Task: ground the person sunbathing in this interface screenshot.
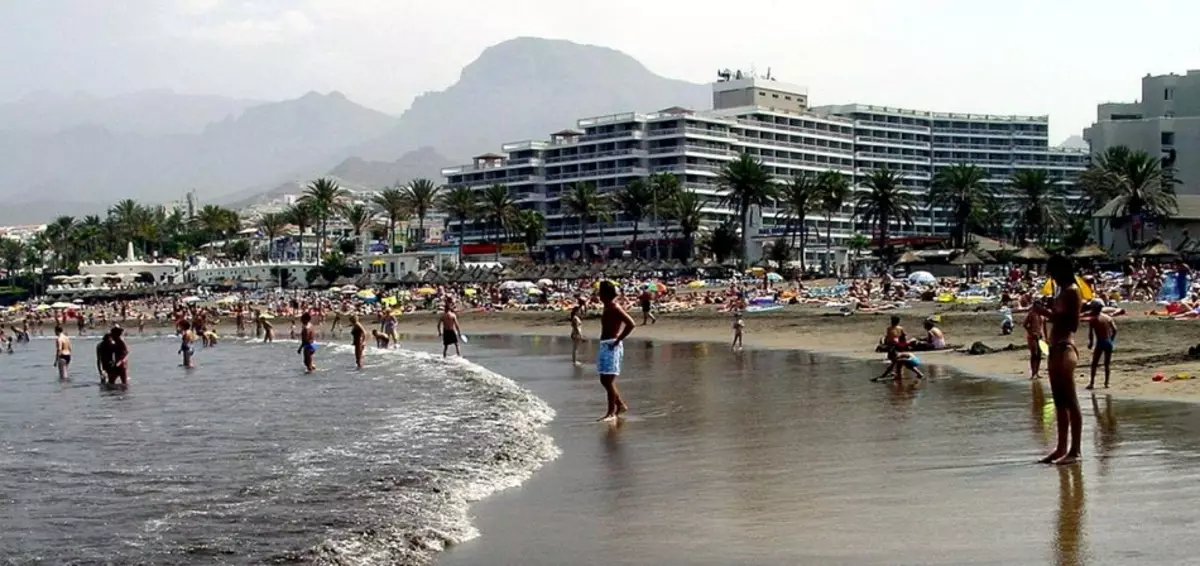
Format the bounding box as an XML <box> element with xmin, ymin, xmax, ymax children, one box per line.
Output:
<box><xmin>909</xmin><ymin>320</ymin><xmax>948</xmax><ymax>351</ymax></box>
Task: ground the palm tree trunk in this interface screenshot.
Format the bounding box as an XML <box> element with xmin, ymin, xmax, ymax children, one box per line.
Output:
<box><xmin>798</xmin><ymin>223</ymin><xmax>807</xmax><ymax>273</ymax></box>
<box><xmin>631</xmin><ymin>222</ymin><xmax>640</xmax><ymax>259</ymax></box>
<box><xmin>740</xmin><ymin>208</ymin><xmax>750</xmax><ymax>265</ymax></box>
<box><xmin>457</xmin><ymin>216</ymin><xmax>465</xmax><ymax>264</ymax></box>
<box><xmin>825</xmin><ymin>213</ymin><xmax>833</xmax><ymax>275</ymax></box>
<box><xmin>579</xmin><ymin>218</ymin><xmax>588</xmax><ymax>264</ymax></box>
<box><xmin>417</xmin><ymin>215</ymin><xmax>425</xmax><ymax>251</ymax></box>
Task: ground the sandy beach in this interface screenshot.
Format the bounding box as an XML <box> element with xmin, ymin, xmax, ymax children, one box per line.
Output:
<box><xmin>390</xmin><ymin>303</ymin><xmax>1200</xmax><ymax>403</ymax></box>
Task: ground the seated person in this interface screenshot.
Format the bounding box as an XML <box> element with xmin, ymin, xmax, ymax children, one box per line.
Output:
<box><xmin>909</xmin><ymin>319</ymin><xmax>948</xmax><ymax>351</ymax></box>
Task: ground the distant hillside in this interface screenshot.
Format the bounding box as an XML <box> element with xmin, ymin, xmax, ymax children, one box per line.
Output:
<box><xmin>344</xmin><ymin>37</ymin><xmax>710</xmax><ymax>160</ymax></box>
<box><xmin>0</xmin><ymin>90</ymin><xmax>262</xmax><ymax>135</ymax></box>
<box><xmin>327</xmin><ymin>147</ymin><xmax>454</xmax><ymax>189</ymax></box>
<box><xmin>0</xmin><ymin>91</ymin><xmax>398</xmax><ymax>203</ymax></box>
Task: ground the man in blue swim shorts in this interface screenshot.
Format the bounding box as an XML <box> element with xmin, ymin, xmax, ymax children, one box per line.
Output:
<box><xmin>597</xmin><ymin>280</ymin><xmax>636</xmax><ymax>421</ymax></box>
<box><xmin>297</xmin><ymin>312</ymin><xmax>317</xmax><ymax>373</ymax></box>
<box><xmin>1086</xmin><ymin>300</ymin><xmax>1117</xmax><ymax>390</ymax></box>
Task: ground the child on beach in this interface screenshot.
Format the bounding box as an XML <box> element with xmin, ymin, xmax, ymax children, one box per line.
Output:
<box><xmin>731</xmin><ymin>312</ymin><xmax>744</xmax><ymax>350</ymax></box>
<box><xmin>437</xmin><ymin>300</ymin><xmax>462</xmax><ymax>358</ymax></box>
<box><xmin>1086</xmin><ymin>300</ymin><xmax>1117</xmax><ymax>390</ymax></box>
<box><xmin>597</xmin><ymin>280</ymin><xmax>635</xmax><ymax>421</ymax></box>
<box><xmin>873</xmin><ymin>347</ymin><xmax>925</xmax><ymax>381</ymax></box>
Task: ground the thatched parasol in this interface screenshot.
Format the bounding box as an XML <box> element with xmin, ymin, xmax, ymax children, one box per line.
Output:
<box><xmin>950</xmin><ymin>251</ymin><xmax>984</xmax><ymax>266</ymax></box>
<box><xmin>1137</xmin><ymin>240</ymin><xmax>1178</xmax><ymax>258</ymax></box>
<box><xmin>1070</xmin><ymin>244</ymin><xmax>1108</xmax><ymax>259</ymax></box>
<box><xmin>1014</xmin><ymin>244</ymin><xmax>1050</xmax><ymax>262</ymax></box>
<box><xmin>894</xmin><ymin>250</ymin><xmax>923</xmax><ymax>266</ymax></box>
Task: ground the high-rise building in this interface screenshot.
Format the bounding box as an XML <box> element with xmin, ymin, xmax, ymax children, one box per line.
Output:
<box><xmin>1084</xmin><ymin>71</ymin><xmax>1198</xmax><ymax>194</ymax></box>
<box><xmin>443</xmin><ymin>71</ymin><xmax>1087</xmax><ymax>264</ymax></box>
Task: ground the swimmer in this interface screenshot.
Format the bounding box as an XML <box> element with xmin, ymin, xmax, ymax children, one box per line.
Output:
<box><xmin>437</xmin><ymin>299</ymin><xmax>461</xmax><ymax>358</ymax></box>
<box><xmin>297</xmin><ymin>312</ymin><xmax>316</xmax><ymax>373</ymax></box>
<box><xmin>350</xmin><ymin>314</ymin><xmax>366</xmax><ymax>369</ymax></box>
<box><xmin>1032</xmin><ymin>255</ymin><xmax>1083</xmax><ymax>465</ymax></box>
<box><xmin>731</xmin><ymin>311</ymin><xmax>744</xmax><ymax>350</ymax></box>
<box><xmin>1086</xmin><ymin>300</ymin><xmax>1117</xmax><ymax>390</ymax></box>
<box><xmin>569</xmin><ymin>299</ymin><xmax>584</xmax><ymax>365</ymax></box>
<box><xmin>178</xmin><ymin>320</ymin><xmax>196</xmax><ymax>368</ymax></box>
<box><xmin>53</xmin><ymin>325</ymin><xmax>72</xmax><ymax>380</ymax></box>
<box><xmin>597</xmin><ymin>280</ymin><xmax>635</xmax><ymax>421</ymax></box>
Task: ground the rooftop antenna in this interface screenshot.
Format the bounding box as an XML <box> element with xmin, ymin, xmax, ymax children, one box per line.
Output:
<box><xmin>765</xmin><ymin>67</ymin><xmax>773</xmax><ymax>80</ymax></box>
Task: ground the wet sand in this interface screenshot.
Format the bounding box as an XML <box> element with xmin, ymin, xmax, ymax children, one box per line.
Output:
<box><xmin>437</xmin><ymin>335</ymin><xmax>1200</xmax><ymax>566</ymax></box>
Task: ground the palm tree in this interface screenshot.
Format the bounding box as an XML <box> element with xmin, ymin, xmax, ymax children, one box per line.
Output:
<box><xmin>612</xmin><ymin>179</ymin><xmax>655</xmax><ymax>257</ymax></box>
<box><xmin>853</xmin><ymin>169</ymin><xmax>916</xmax><ymax>256</ymax></box>
<box><xmin>1078</xmin><ymin>146</ymin><xmax>1134</xmax><ymax>215</ymax></box>
<box><xmin>436</xmin><ymin>186</ymin><xmax>479</xmax><ymax>260</ymax></box>
<box><xmin>299</xmin><ymin>177</ymin><xmax>349</xmax><ymax>263</ymax></box>
<box><xmin>108</xmin><ymin>199</ymin><xmax>141</xmax><ymax>245</ymax></box>
<box><xmin>561</xmin><ymin>183</ymin><xmax>608</xmax><ymax>263</ymax></box>
<box><xmin>481</xmin><ymin>184</ymin><xmax>518</xmax><ymax>260</ymax></box>
<box><xmin>717</xmin><ymin>153</ymin><xmax>777</xmax><ymax>265</ymax></box>
<box><xmin>649</xmin><ymin>172</ymin><xmax>681</xmax><ymax>259</ymax></box>
<box><xmin>817</xmin><ymin>170</ymin><xmax>851</xmax><ymax>274</ymax></box>
<box><xmin>1084</xmin><ymin>147</ymin><xmax>1179</xmax><ymax>248</ymax></box>
<box><xmin>193</xmin><ymin>205</ymin><xmax>239</xmax><ymax>253</ymax></box>
<box><xmin>370</xmin><ymin>187</ymin><xmax>409</xmax><ymax>252</ymax></box>
<box><xmin>782</xmin><ymin>174</ymin><xmax>821</xmax><ymax>272</ymax></box>
<box><xmin>342</xmin><ymin>204</ymin><xmax>373</xmax><ymax>255</ymax></box>
<box><xmin>1007</xmin><ymin>169</ymin><xmax>1066</xmax><ymax>244</ymax></box>
<box><xmin>401</xmin><ymin>178</ymin><xmax>441</xmax><ymax>250</ymax></box>
<box><xmin>285</xmin><ymin>202</ymin><xmax>317</xmax><ymax>261</ymax></box>
<box><xmin>257</xmin><ymin>212</ymin><xmax>289</xmax><ymax>260</ymax></box>
<box><xmin>931</xmin><ymin>163</ymin><xmax>990</xmax><ymax>249</ymax></box>
<box><xmin>515</xmin><ymin>210</ymin><xmax>546</xmax><ymax>258</ymax></box>
<box><xmin>671</xmin><ymin>190</ymin><xmax>706</xmax><ymax>261</ymax></box>
<box><xmin>0</xmin><ymin>239</ymin><xmax>23</xmax><ymax>286</ymax></box>
<box><xmin>44</xmin><ymin>216</ymin><xmax>77</xmax><ymax>271</ymax></box>
<box><xmin>704</xmin><ymin>220</ymin><xmax>741</xmax><ymax>263</ymax></box>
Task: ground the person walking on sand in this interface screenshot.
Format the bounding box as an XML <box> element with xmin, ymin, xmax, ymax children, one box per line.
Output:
<box><xmin>1032</xmin><ymin>255</ymin><xmax>1084</xmax><ymax>465</ymax></box>
<box><xmin>731</xmin><ymin>311</ymin><xmax>744</xmax><ymax>350</ymax></box>
<box><xmin>1086</xmin><ymin>300</ymin><xmax>1117</xmax><ymax>390</ymax></box>
<box><xmin>53</xmin><ymin>325</ymin><xmax>72</xmax><ymax>380</ymax></box>
<box><xmin>638</xmin><ymin>288</ymin><xmax>657</xmax><ymax>325</ymax></box>
<box><xmin>1024</xmin><ymin>306</ymin><xmax>1048</xmax><ymax>380</ymax></box>
<box><xmin>437</xmin><ymin>300</ymin><xmax>462</xmax><ymax>358</ymax></box>
<box><xmin>350</xmin><ymin>314</ymin><xmax>366</xmax><ymax>370</ymax></box>
<box><xmin>596</xmin><ymin>280</ymin><xmax>635</xmax><ymax>421</ymax></box>
<box><xmin>297</xmin><ymin>312</ymin><xmax>317</xmax><ymax>373</ymax></box>
<box><xmin>570</xmin><ymin>299</ymin><xmax>585</xmax><ymax>366</ymax></box>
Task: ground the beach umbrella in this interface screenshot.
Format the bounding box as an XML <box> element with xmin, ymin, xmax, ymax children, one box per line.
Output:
<box><xmin>766</xmin><ymin>272</ymin><xmax>784</xmax><ymax>282</ymax></box>
<box><xmin>342</xmin><ymin>284</ymin><xmax>359</xmax><ymax>292</ymax></box>
<box><xmin>35</xmin><ymin>304</ymin><xmax>52</xmax><ymax>311</ymax></box>
<box><xmin>527</xmin><ymin>287</ymin><xmax>543</xmax><ymax>295</ymax></box>
<box><xmin>216</xmin><ymin>295</ymin><xmax>240</xmax><ymax>304</ymax></box>
<box><xmin>1040</xmin><ymin>276</ymin><xmax>1095</xmax><ymax>302</ymax></box>
<box><xmin>907</xmin><ymin>271</ymin><xmax>936</xmax><ymax>285</ymax></box>
<box><xmin>370</xmin><ymin>259</ymin><xmax>386</xmax><ymax>267</ymax></box>
<box><xmin>537</xmin><ymin>278</ymin><xmax>554</xmax><ymax>287</ymax></box>
<box><xmin>687</xmin><ymin>280</ymin><xmax>707</xmax><ymax>288</ymax></box>
<box><xmin>950</xmin><ymin>252</ymin><xmax>984</xmax><ymax>266</ymax></box>
<box><xmin>1070</xmin><ymin>244</ymin><xmax>1108</xmax><ymax>260</ymax></box>
<box><xmin>72</xmin><ymin>298</ymin><xmax>84</xmax><ymax>304</ymax></box>
<box><xmin>356</xmin><ymin>289</ymin><xmax>376</xmax><ymax>298</ymax></box>
<box><xmin>894</xmin><ymin>250</ymin><xmax>923</xmax><ymax>266</ymax></box>
<box><xmin>181</xmin><ymin>296</ymin><xmax>202</xmax><ymax>303</ymax></box>
<box><xmin>259</xmin><ymin>313</ymin><xmax>275</xmax><ymax>320</ymax></box>
<box><xmin>1014</xmin><ymin>244</ymin><xmax>1049</xmax><ymax>262</ymax></box>
<box><xmin>464</xmin><ymin>288</ymin><xmax>478</xmax><ymax>296</ymax></box>
<box><xmin>1136</xmin><ymin>240</ymin><xmax>1178</xmax><ymax>259</ymax></box>
<box><xmin>50</xmin><ymin>302</ymin><xmax>75</xmax><ymax>309</ymax></box>
<box><xmin>381</xmin><ymin>296</ymin><xmax>398</xmax><ymax>306</ymax></box>
<box><xmin>416</xmin><ymin>287</ymin><xmax>437</xmax><ymax>295</ymax></box>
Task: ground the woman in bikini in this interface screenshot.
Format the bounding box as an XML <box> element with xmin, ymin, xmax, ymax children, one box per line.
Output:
<box><xmin>1032</xmin><ymin>255</ymin><xmax>1083</xmax><ymax>465</ymax></box>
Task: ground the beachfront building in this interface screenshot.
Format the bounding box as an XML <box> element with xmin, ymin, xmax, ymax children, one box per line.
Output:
<box><xmin>182</xmin><ymin>258</ymin><xmax>317</xmax><ymax>288</ymax></box>
<box><xmin>77</xmin><ymin>242</ymin><xmax>184</xmax><ymax>282</ymax></box>
<box><xmin>443</xmin><ymin>72</ymin><xmax>1087</xmax><ymax>266</ymax></box>
<box><xmin>1084</xmin><ymin>70</ymin><xmax>1200</xmax><ymax>195</ymax></box>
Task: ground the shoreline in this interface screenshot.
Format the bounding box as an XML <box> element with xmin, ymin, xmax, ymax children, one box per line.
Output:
<box><xmin>385</xmin><ymin>305</ymin><xmax>1200</xmax><ymax>405</ymax></box>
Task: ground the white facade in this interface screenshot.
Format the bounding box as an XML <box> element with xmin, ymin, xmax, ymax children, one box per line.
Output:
<box><xmin>183</xmin><ymin>259</ymin><xmax>317</xmax><ymax>287</ymax></box>
<box><xmin>78</xmin><ymin>243</ymin><xmax>184</xmax><ymax>282</ymax></box>
<box><xmin>443</xmin><ymin>74</ymin><xmax>1088</xmax><ymax>265</ymax></box>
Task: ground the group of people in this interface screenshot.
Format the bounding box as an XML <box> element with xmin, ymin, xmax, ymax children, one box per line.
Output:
<box><xmin>53</xmin><ymin>324</ymin><xmax>129</xmax><ymax>387</ymax></box>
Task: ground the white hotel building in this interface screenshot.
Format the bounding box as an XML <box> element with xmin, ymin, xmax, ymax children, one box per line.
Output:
<box><xmin>442</xmin><ymin>74</ymin><xmax>1088</xmax><ymax>266</ymax></box>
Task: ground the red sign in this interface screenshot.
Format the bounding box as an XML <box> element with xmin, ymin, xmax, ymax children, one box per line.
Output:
<box><xmin>461</xmin><ymin>243</ymin><xmax>499</xmax><ymax>255</ymax></box>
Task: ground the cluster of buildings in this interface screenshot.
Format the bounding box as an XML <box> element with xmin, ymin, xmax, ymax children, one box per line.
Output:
<box><xmin>442</xmin><ymin>70</ymin><xmax>1091</xmax><ymax>266</ymax></box>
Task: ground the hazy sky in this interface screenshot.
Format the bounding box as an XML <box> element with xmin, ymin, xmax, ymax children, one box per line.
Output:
<box><xmin>4</xmin><ymin>0</ymin><xmax>1200</xmax><ymax>141</ymax></box>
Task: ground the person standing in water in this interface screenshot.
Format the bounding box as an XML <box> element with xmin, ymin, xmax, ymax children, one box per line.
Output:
<box><xmin>731</xmin><ymin>311</ymin><xmax>744</xmax><ymax>350</ymax></box>
<box><xmin>107</xmin><ymin>326</ymin><xmax>130</xmax><ymax>386</ymax></box>
<box><xmin>297</xmin><ymin>312</ymin><xmax>317</xmax><ymax>373</ymax></box>
<box><xmin>53</xmin><ymin>325</ymin><xmax>72</xmax><ymax>380</ymax></box>
<box><xmin>596</xmin><ymin>280</ymin><xmax>635</xmax><ymax>421</ymax></box>
<box><xmin>96</xmin><ymin>330</ymin><xmax>114</xmax><ymax>382</ymax></box>
<box><xmin>178</xmin><ymin>320</ymin><xmax>197</xmax><ymax>369</ymax></box>
<box><xmin>569</xmin><ymin>299</ymin><xmax>584</xmax><ymax>366</ymax></box>
<box><xmin>1032</xmin><ymin>255</ymin><xmax>1083</xmax><ymax>465</ymax></box>
<box><xmin>1024</xmin><ymin>305</ymin><xmax>1048</xmax><ymax>380</ymax></box>
<box><xmin>349</xmin><ymin>314</ymin><xmax>366</xmax><ymax>370</ymax></box>
<box><xmin>437</xmin><ymin>300</ymin><xmax>461</xmax><ymax>358</ymax></box>
<box><xmin>260</xmin><ymin>312</ymin><xmax>274</xmax><ymax>343</ymax></box>
<box><xmin>1086</xmin><ymin>300</ymin><xmax>1117</xmax><ymax>390</ymax></box>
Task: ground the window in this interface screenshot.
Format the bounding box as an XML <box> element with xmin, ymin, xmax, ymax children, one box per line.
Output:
<box><xmin>1162</xmin><ymin>132</ymin><xmax>1175</xmax><ymax>146</ymax></box>
<box><xmin>1165</xmin><ymin>88</ymin><xmax>1174</xmax><ymax>101</ymax></box>
<box><xmin>772</xmin><ymin>93</ymin><xmax>779</xmax><ymax>99</ymax></box>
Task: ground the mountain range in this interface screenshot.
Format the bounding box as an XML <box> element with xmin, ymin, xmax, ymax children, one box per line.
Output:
<box><xmin>0</xmin><ymin>37</ymin><xmax>709</xmax><ymax>224</ymax></box>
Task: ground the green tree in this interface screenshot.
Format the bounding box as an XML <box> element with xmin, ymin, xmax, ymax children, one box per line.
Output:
<box><xmin>515</xmin><ymin>209</ymin><xmax>546</xmax><ymax>257</ymax></box>
<box><xmin>648</xmin><ymin>172</ymin><xmax>681</xmax><ymax>259</ymax></box>
<box><xmin>257</xmin><ymin>212</ymin><xmax>289</xmax><ymax>260</ymax></box>
<box><xmin>717</xmin><ymin>153</ymin><xmax>777</xmax><ymax>265</ymax></box>
<box><xmin>401</xmin><ymin>178</ymin><xmax>441</xmax><ymax>250</ymax></box>
<box><xmin>108</xmin><ymin>199</ymin><xmax>142</xmax><ymax>246</ymax></box>
<box><xmin>342</xmin><ymin>204</ymin><xmax>374</xmax><ymax>255</ymax></box>
<box><xmin>225</xmin><ymin>239</ymin><xmax>252</xmax><ymax>261</ymax></box>
<box><xmin>817</xmin><ymin>170</ymin><xmax>851</xmax><ymax>274</ymax></box>
<box><xmin>704</xmin><ymin>220</ymin><xmax>741</xmax><ymax>263</ymax></box>
<box><xmin>0</xmin><ymin>239</ymin><xmax>23</xmax><ymax>286</ymax></box>
<box><xmin>561</xmin><ymin>182</ymin><xmax>607</xmax><ymax>263</ymax></box>
<box><xmin>853</xmin><ymin>169</ymin><xmax>916</xmax><ymax>257</ymax></box>
<box><xmin>437</xmin><ymin>186</ymin><xmax>479</xmax><ymax>260</ymax></box>
<box><xmin>612</xmin><ymin>179</ymin><xmax>655</xmax><ymax>257</ymax></box>
<box><xmin>1007</xmin><ymin>169</ymin><xmax>1066</xmax><ymax>244</ymax></box>
<box><xmin>44</xmin><ymin>216</ymin><xmax>77</xmax><ymax>271</ymax></box>
<box><xmin>670</xmin><ymin>190</ymin><xmax>706</xmax><ymax>261</ymax></box>
<box><xmin>782</xmin><ymin>174</ymin><xmax>821</xmax><ymax>272</ymax></box>
<box><xmin>1084</xmin><ymin>147</ymin><xmax>1179</xmax><ymax>248</ymax></box>
<box><xmin>299</xmin><ymin>177</ymin><xmax>349</xmax><ymax>264</ymax></box>
<box><xmin>285</xmin><ymin>201</ymin><xmax>317</xmax><ymax>262</ymax></box>
<box><xmin>371</xmin><ymin>187</ymin><xmax>410</xmax><ymax>252</ymax></box>
<box><xmin>931</xmin><ymin>163</ymin><xmax>990</xmax><ymax>248</ymax></box>
<box><xmin>481</xmin><ymin>184</ymin><xmax>518</xmax><ymax>260</ymax></box>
